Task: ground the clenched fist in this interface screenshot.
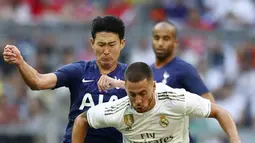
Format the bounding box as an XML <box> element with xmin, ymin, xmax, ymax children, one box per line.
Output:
<box><xmin>97</xmin><ymin>75</ymin><xmax>116</xmax><ymax>92</ymax></box>
<box><xmin>97</xmin><ymin>75</ymin><xmax>125</xmax><ymax>92</ymax></box>
<box><xmin>2</xmin><ymin>45</ymin><xmax>24</xmax><ymax>66</ymax></box>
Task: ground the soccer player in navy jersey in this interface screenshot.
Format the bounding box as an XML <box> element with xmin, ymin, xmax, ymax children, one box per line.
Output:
<box><xmin>151</xmin><ymin>21</ymin><xmax>215</xmax><ymax>142</ymax></box>
<box><xmin>3</xmin><ymin>16</ymin><xmax>128</xmax><ymax>143</ymax></box>
<box><xmin>151</xmin><ymin>21</ymin><xmax>215</xmax><ymax>102</ymax></box>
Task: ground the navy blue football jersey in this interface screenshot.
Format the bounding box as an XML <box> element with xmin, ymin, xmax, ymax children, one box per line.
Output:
<box><xmin>54</xmin><ymin>60</ymin><xmax>127</xmax><ymax>143</ymax></box>
<box><xmin>151</xmin><ymin>57</ymin><xmax>209</xmax><ymax>97</ymax></box>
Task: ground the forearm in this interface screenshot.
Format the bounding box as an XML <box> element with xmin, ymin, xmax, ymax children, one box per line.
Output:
<box><xmin>16</xmin><ymin>60</ymin><xmax>41</xmax><ymax>90</ymax></box>
<box><xmin>215</xmin><ymin>109</ymin><xmax>240</xmax><ymax>142</ymax></box>
<box><xmin>72</xmin><ymin>114</ymin><xmax>89</xmax><ymax>143</ymax></box>
<box><xmin>112</xmin><ymin>80</ymin><xmax>125</xmax><ymax>89</ymax></box>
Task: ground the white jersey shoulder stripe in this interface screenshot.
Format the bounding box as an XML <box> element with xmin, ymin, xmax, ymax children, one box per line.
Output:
<box><xmin>158</xmin><ymin>91</ymin><xmax>185</xmax><ymax>102</ymax></box>
<box><xmin>104</xmin><ymin>98</ymin><xmax>130</xmax><ymax>115</ymax></box>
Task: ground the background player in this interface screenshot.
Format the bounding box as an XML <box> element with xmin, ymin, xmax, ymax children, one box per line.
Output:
<box><xmin>73</xmin><ymin>62</ymin><xmax>240</xmax><ymax>143</ymax></box>
<box><xmin>2</xmin><ymin>16</ymin><xmax>127</xmax><ymax>143</ymax></box>
<box><xmin>151</xmin><ymin>21</ymin><xmax>215</xmax><ymax>103</ymax></box>
<box><xmin>151</xmin><ymin>21</ymin><xmax>215</xmax><ymax>142</ymax></box>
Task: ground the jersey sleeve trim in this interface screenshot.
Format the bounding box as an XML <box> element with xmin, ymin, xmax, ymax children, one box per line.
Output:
<box><xmin>205</xmin><ymin>100</ymin><xmax>211</xmax><ymax>118</ymax></box>
<box><xmin>86</xmin><ymin>109</ymin><xmax>95</xmax><ymax>128</ymax></box>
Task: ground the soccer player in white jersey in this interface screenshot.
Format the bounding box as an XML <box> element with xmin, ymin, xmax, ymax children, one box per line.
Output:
<box><xmin>72</xmin><ymin>62</ymin><xmax>241</xmax><ymax>143</ymax></box>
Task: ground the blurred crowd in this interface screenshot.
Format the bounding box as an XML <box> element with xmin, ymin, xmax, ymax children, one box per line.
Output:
<box><xmin>1</xmin><ymin>0</ymin><xmax>255</xmax><ymax>30</ymax></box>
<box><xmin>1</xmin><ymin>0</ymin><xmax>255</xmax><ymax>143</ymax></box>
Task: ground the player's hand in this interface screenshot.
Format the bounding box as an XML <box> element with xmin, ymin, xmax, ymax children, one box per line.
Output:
<box><xmin>3</xmin><ymin>45</ymin><xmax>24</xmax><ymax>66</ymax></box>
<box><xmin>97</xmin><ymin>75</ymin><xmax>117</xmax><ymax>92</ymax></box>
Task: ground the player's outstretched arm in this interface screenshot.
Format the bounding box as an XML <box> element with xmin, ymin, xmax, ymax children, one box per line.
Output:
<box><xmin>2</xmin><ymin>45</ymin><xmax>57</xmax><ymax>90</ymax></box>
<box><xmin>183</xmin><ymin>90</ymin><xmax>240</xmax><ymax>143</ymax></box>
<box><xmin>72</xmin><ymin>112</ymin><xmax>89</xmax><ymax>143</ymax></box>
<box><xmin>209</xmin><ymin>104</ymin><xmax>241</xmax><ymax>143</ymax></box>
<box><xmin>73</xmin><ymin>101</ymin><xmax>116</xmax><ymax>143</ymax></box>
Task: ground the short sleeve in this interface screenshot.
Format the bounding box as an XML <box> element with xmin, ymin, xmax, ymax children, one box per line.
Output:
<box><xmin>87</xmin><ymin>103</ymin><xmax>109</xmax><ymax>129</ymax></box>
<box><xmin>53</xmin><ymin>61</ymin><xmax>85</xmax><ymax>88</ymax></box>
<box><xmin>87</xmin><ymin>96</ymin><xmax>128</xmax><ymax>129</ymax></box>
<box><xmin>182</xmin><ymin>64</ymin><xmax>209</xmax><ymax>95</ymax></box>
<box><xmin>184</xmin><ymin>91</ymin><xmax>211</xmax><ymax>117</ymax></box>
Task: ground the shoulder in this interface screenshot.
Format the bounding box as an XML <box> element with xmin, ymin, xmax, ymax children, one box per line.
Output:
<box><xmin>173</xmin><ymin>57</ymin><xmax>196</xmax><ymax>71</ymax></box>
<box><xmin>170</xmin><ymin>57</ymin><xmax>198</xmax><ymax>77</ymax></box>
<box><xmin>88</xmin><ymin>96</ymin><xmax>129</xmax><ymax>117</ymax></box>
<box><xmin>156</xmin><ymin>83</ymin><xmax>186</xmax><ymax>114</ymax></box>
<box><xmin>88</xmin><ymin>96</ymin><xmax>129</xmax><ymax>119</ymax></box>
<box><xmin>104</xmin><ymin>96</ymin><xmax>130</xmax><ymax>116</ymax></box>
<box><xmin>57</xmin><ymin>61</ymin><xmax>88</xmax><ymax>70</ymax></box>
<box><xmin>156</xmin><ymin>83</ymin><xmax>186</xmax><ymax>98</ymax></box>
<box><xmin>102</xmin><ymin>96</ymin><xmax>130</xmax><ymax>127</ymax></box>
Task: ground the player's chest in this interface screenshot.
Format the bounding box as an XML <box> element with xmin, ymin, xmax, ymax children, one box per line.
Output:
<box><xmin>119</xmin><ymin>111</ymin><xmax>185</xmax><ymax>142</ymax></box>
<box><xmin>77</xmin><ymin>71</ymin><xmax>125</xmax><ymax>93</ymax></box>
<box><xmin>76</xmin><ymin>74</ymin><xmax>126</xmax><ymax>109</ymax></box>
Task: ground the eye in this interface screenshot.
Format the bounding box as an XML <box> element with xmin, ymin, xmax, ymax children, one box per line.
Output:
<box><xmin>140</xmin><ymin>91</ymin><xmax>147</xmax><ymax>96</ymax></box>
<box><xmin>129</xmin><ymin>93</ymin><xmax>136</xmax><ymax>98</ymax></box>
<box><xmin>154</xmin><ymin>36</ymin><xmax>159</xmax><ymax>40</ymax></box>
<box><xmin>98</xmin><ymin>44</ymin><xmax>105</xmax><ymax>48</ymax></box>
<box><xmin>109</xmin><ymin>44</ymin><xmax>115</xmax><ymax>47</ymax></box>
<box><xmin>163</xmin><ymin>36</ymin><xmax>170</xmax><ymax>41</ymax></box>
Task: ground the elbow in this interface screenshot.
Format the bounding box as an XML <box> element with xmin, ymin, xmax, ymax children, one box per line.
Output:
<box><xmin>74</xmin><ymin>114</ymin><xmax>88</xmax><ymax>127</ymax></box>
<box><xmin>29</xmin><ymin>73</ymin><xmax>43</xmax><ymax>90</ymax></box>
<box><xmin>29</xmin><ymin>84</ymin><xmax>40</xmax><ymax>90</ymax></box>
<box><xmin>212</xmin><ymin>105</ymin><xmax>231</xmax><ymax>119</ymax></box>
<box><xmin>72</xmin><ymin>114</ymin><xmax>88</xmax><ymax>143</ymax></box>
<box><xmin>29</xmin><ymin>81</ymin><xmax>41</xmax><ymax>91</ymax></box>
<box><xmin>215</xmin><ymin>108</ymin><xmax>227</xmax><ymax>119</ymax></box>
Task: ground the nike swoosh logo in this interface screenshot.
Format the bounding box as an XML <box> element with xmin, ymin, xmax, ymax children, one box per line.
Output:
<box><xmin>82</xmin><ymin>79</ymin><xmax>94</xmax><ymax>83</ymax></box>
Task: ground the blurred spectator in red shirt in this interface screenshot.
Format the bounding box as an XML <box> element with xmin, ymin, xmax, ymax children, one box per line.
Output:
<box><xmin>105</xmin><ymin>0</ymin><xmax>136</xmax><ymax>26</ymax></box>
<box><xmin>59</xmin><ymin>0</ymin><xmax>102</xmax><ymax>23</ymax></box>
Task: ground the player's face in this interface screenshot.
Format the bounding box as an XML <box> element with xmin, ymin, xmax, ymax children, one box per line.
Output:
<box><xmin>91</xmin><ymin>32</ymin><xmax>125</xmax><ymax>68</ymax></box>
<box><xmin>152</xmin><ymin>27</ymin><xmax>177</xmax><ymax>61</ymax></box>
<box><xmin>125</xmin><ymin>79</ymin><xmax>156</xmax><ymax>113</ymax></box>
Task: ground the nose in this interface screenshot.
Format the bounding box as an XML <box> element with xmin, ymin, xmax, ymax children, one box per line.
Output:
<box><xmin>158</xmin><ymin>39</ymin><xmax>163</xmax><ymax>47</ymax></box>
<box><xmin>134</xmin><ymin>96</ymin><xmax>142</xmax><ymax>106</ymax></box>
<box><xmin>103</xmin><ymin>46</ymin><xmax>110</xmax><ymax>55</ymax></box>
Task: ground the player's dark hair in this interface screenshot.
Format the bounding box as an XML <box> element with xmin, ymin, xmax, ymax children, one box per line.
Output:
<box><xmin>124</xmin><ymin>62</ymin><xmax>153</xmax><ymax>83</ymax></box>
<box><xmin>91</xmin><ymin>16</ymin><xmax>125</xmax><ymax>40</ymax></box>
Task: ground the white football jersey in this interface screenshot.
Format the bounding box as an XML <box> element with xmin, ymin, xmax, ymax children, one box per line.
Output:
<box><xmin>87</xmin><ymin>83</ymin><xmax>211</xmax><ymax>143</ymax></box>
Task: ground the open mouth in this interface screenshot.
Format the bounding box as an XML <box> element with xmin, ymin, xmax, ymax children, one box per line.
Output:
<box><xmin>135</xmin><ymin>107</ymin><xmax>144</xmax><ymax>112</ymax></box>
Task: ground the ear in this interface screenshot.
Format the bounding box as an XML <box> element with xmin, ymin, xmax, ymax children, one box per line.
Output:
<box><xmin>90</xmin><ymin>38</ymin><xmax>95</xmax><ymax>49</ymax></box>
<box><xmin>120</xmin><ymin>39</ymin><xmax>126</xmax><ymax>50</ymax></box>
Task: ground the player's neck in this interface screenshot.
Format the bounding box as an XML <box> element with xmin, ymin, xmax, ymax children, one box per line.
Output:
<box><xmin>97</xmin><ymin>61</ymin><xmax>118</xmax><ymax>75</ymax></box>
<box><xmin>155</xmin><ymin>54</ymin><xmax>175</xmax><ymax>68</ymax></box>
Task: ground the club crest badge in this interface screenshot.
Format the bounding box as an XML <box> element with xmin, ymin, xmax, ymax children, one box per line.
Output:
<box><xmin>124</xmin><ymin>114</ymin><xmax>134</xmax><ymax>131</ymax></box>
<box><xmin>159</xmin><ymin>115</ymin><xmax>169</xmax><ymax>128</ymax></box>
